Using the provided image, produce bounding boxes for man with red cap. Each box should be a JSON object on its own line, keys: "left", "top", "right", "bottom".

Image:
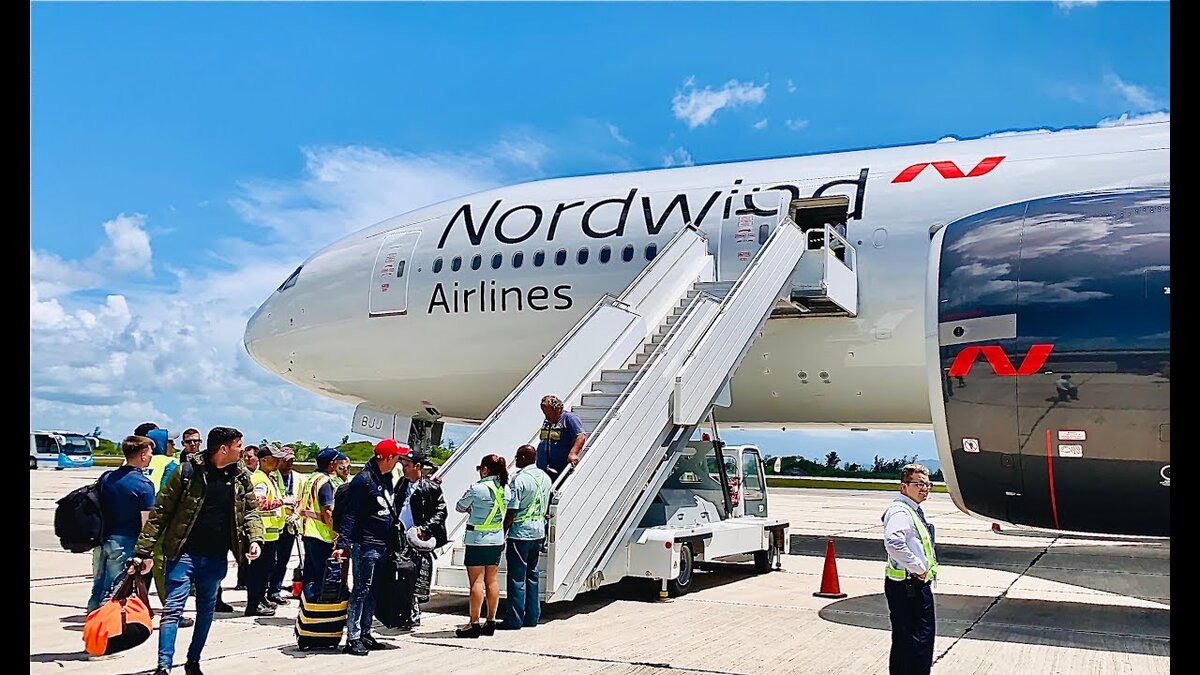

{"left": 334, "top": 439, "right": 404, "bottom": 655}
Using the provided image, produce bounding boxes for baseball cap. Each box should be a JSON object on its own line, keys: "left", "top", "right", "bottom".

{"left": 280, "top": 446, "right": 296, "bottom": 460}
{"left": 374, "top": 438, "right": 408, "bottom": 458}
{"left": 256, "top": 446, "right": 287, "bottom": 460}
{"left": 315, "top": 447, "right": 342, "bottom": 469}
{"left": 399, "top": 447, "right": 433, "bottom": 467}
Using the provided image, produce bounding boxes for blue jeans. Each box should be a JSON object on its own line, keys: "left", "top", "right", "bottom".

{"left": 302, "top": 537, "right": 334, "bottom": 588}
{"left": 158, "top": 553, "right": 226, "bottom": 669}
{"left": 504, "top": 538, "right": 543, "bottom": 628}
{"left": 346, "top": 543, "right": 386, "bottom": 641}
{"left": 87, "top": 534, "right": 138, "bottom": 613}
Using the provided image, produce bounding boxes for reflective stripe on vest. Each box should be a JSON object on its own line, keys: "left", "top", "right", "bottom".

{"left": 513, "top": 469, "right": 549, "bottom": 523}
{"left": 883, "top": 501, "right": 938, "bottom": 581}
{"left": 301, "top": 473, "right": 335, "bottom": 543}
{"left": 474, "top": 479, "right": 506, "bottom": 532}
{"left": 146, "top": 455, "right": 176, "bottom": 495}
{"left": 251, "top": 470, "right": 283, "bottom": 541}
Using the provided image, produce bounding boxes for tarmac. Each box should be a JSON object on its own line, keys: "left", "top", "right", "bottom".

{"left": 30, "top": 467, "right": 1169, "bottom": 674}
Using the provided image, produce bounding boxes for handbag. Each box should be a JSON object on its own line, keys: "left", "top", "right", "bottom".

{"left": 82, "top": 563, "right": 154, "bottom": 656}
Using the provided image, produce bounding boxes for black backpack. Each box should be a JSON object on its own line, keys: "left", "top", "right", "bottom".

{"left": 55, "top": 471, "right": 112, "bottom": 553}
{"left": 331, "top": 480, "right": 352, "bottom": 537}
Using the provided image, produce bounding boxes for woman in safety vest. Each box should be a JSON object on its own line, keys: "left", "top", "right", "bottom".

{"left": 454, "top": 453, "right": 512, "bottom": 638}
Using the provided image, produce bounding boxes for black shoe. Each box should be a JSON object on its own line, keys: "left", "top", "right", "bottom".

{"left": 184, "top": 662, "right": 204, "bottom": 675}
{"left": 481, "top": 620, "right": 497, "bottom": 636}
{"left": 267, "top": 593, "right": 291, "bottom": 606}
{"left": 262, "top": 596, "right": 278, "bottom": 608}
{"left": 342, "top": 640, "right": 369, "bottom": 656}
{"left": 455, "top": 623, "right": 481, "bottom": 638}
{"left": 179, "top": 616, "right": 195, "bottom": 628}
{"left": 360, "top": 634, "right": 396, "bottom": 651}
{"left": 232, "top": 584, "right": 246, "bottom": 591}
{"left": 245, "top": 603, "right": 276, "bottom": 617}
{"left": 214, "top": 601, "right": 235, "bottom": 613}
{"left": 153, "top": 668, "right": 170, "bottom": 675}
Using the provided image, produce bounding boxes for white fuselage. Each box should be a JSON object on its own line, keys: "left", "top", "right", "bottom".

{"left": 244, "top": 123, "right": 1170, "bottom": 427}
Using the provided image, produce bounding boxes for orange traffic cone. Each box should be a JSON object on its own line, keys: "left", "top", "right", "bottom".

{"left": 813, "top": 537, "right": 848, "bottom": 599}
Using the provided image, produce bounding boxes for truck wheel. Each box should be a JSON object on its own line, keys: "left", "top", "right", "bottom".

{"left": 30, "top": 456, "right": 37, "bottom": 470}
{"left": 754, "top": 549, "right": 773, "bottom": 574}
{"left": 668, "top": 543, "right": 695, "bottom": 597}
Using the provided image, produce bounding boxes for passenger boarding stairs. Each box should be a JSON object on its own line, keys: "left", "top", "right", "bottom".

{"left": 432, "top": 203, "right": 858, "bottom": 601}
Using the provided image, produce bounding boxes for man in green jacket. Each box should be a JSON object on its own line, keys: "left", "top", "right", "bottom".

{"left": 132, "top": 426, "right": 264, "bottom": 675}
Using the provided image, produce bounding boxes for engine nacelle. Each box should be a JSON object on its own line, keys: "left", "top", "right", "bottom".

{"left": 926, "top": 187, "right": 1169, "bottom": 537}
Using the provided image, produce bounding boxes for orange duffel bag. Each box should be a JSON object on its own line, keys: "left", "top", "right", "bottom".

{"left": 83, "top": 563, "right": 154, "bottom": 656}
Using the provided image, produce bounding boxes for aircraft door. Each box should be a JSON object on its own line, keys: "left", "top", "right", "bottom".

{"left": 369, "top": 231, "right": 421, "bottom": 317}
{"left": 717, "top": 212, "right": 773, "bottom": 281}
{"left": 740, "top": 448, "right": 768, "bottom": 517}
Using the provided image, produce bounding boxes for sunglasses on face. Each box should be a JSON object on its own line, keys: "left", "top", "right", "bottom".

{"left": 183, "top": 439, "right": 202, "bottom": 445}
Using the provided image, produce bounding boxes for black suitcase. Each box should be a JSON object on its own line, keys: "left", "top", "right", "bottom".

{"left": 295, "top": 556, "right": 349, "bottom": 651}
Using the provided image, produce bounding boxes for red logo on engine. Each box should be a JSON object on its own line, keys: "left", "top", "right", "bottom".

{"left": 892, "top": 156, "right": 1005, "bottom": 184}
{"left": 948, "top": 344, "right": 1054, "bottom": 377}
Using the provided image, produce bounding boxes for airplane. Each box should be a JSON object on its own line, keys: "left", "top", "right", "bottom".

{"left": 244, "top": 121, "right": 1169, "bottom": 537}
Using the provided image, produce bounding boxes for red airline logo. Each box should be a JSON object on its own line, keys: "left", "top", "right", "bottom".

{"left": 892, "top": 156, "right": 1006, "bottom": 184}
{"left": 948, "top": 344, "right": 1054, "bottom": 377}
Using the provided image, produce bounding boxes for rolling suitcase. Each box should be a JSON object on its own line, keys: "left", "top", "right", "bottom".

{"left": 295, "top": 555, "right": 349, "bottom": 650}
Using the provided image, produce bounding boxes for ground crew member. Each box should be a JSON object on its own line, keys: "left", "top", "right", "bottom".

{"left": 299, "top": 448, "right": 342, "bottom": 586}
{"left": 454, "top": 453, "right": 510, "bottom": 638}
{"left": 500, "top": 444, "right": 551, "bottom": 629}
{"left": 882, "top": 463, "right": 939, "bottom": 675}
{"left": 247, "top": 446, "right": 287, "bottom": 616}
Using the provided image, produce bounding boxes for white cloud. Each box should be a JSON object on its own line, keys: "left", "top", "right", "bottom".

{"left": 607, "top": 123, "right": 631, "bottom": 146}
{"left": 96, "top": 212, "right": 153, "bottom": 274}
{"left": 1103, "top": 73, "right": 1161, "bottom": 110}
{"left": 672, "top": 77, "right": 768, "bottom": 129}
{"left": 786, "top": 79, "right": 796, "bottom": 93}
{"left": 753, "top": 119, "right": 768, "bottom": 130}
{"left": 492, "top": 133, "right": 551, "bottom": 173}
{"left": 662, "top": 147, "right": 695, "bottom": 168}
{"left": 32, "top": 145, "right": 508, "bottom": 445}
{"left": 1054, "top": 0, "right": 1098, "bottom": 11}
{"left": 1098, "top": 111, "right": 1171, "bottom": 127}
{"left": 784, "top": 119, "right": 809, "bottom": 131}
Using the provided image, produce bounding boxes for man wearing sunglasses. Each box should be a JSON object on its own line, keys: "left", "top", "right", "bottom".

{"left": 180, "top": 428, "right": 203, "bottom": 459}
{"left": 882, "top": 463, "right": 939, "bottom": 675}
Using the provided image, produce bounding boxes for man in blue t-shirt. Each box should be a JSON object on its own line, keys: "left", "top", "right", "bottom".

{"left": 87, "top": 435, "right": 157, "bottom": 612}
{"left": 535, "top": 394, "right": 588, "bottom": 482}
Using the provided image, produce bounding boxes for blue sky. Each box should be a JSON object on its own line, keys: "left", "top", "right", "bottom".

{"left": 30, "top": 1, "right": 1169, "bottom": 466}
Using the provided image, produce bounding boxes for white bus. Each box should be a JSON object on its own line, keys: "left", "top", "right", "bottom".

{"left": 30, "top": 430, "right": 95, "bottom": 470}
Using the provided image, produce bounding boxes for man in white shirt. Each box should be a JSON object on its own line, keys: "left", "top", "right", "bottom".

{"left": 881, "top": 464, "right": 938, "bottom": 675}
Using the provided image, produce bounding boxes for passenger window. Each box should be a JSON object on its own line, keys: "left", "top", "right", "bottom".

{"left": 513, "top": 251, "right": 524, "bottom": 268}
{"left": 599, "top": 246, "right": 611, "bottom": 263}
{"left": 534, "top": 250, "right": 546, "bottom": 267}
{"left": 646, "top": 243, "right": 658, "bottom": 260}
{"left": 492, "top": 253, "right": 503, "bottom": 269}
{"left": 577, "top": 247, "right": 589, "bottom": 265}
{"left": 555, "top": 249, "right": 568, "bottom": 266}
{"left": 451, "top": 256, "right": 462, "bottom": 272}
{"left": 432, "top": 257, "right": 443, "bottom": 274}
{"left": 471, "top": 254, "right": 482, "bottom": 271}
{"left": 622, "top": 244, "right": 635, "bottom": 262}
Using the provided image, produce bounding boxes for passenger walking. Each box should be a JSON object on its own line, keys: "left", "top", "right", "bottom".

{"left": 455, "top": 453, "right": 511, "bottom": 638}
{"left": 882, "top": 464, "right": 939, "bottom": 675}
{"left": 269, "top": 447, "right": 300, "bottom": 604}
{"left": 500, "top": 444, "right": 551, "bottom": 629}
{"left": 246, "top": 446, "right": 287, "bottom": 616}
{"left": 86, "top": 435, "right": 156, "bottom": 613}
{"left": 131, "top": 426, "right": 264, "bottom": 675}
{"left": 536, "top": 394, "right": 588, "bottom": 483}
{"left": 335, "top": 439, "right": 405, "bottom": 655}
{"left": 394, "top": 446, "right": 448, "bottom": 629}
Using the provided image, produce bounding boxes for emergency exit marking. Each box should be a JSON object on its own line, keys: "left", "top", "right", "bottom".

{"left": 962, "top": 438, "right": 980, "bottom": 453}
{"left": 1058, "top": 430, "right": 1087, "bottom": 441}
{"left": 1058, "top": 445, "right": 1083, "bottom": 458}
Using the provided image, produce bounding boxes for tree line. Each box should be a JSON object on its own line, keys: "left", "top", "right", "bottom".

{"left": 763, "top": 452, "right": 944, "bottom": 481}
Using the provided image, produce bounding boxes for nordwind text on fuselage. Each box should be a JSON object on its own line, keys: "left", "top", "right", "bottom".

{"left": 434, "top": 170, "right": 871, "bottom": 249}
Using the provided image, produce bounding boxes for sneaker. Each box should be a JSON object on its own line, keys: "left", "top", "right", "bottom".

{"left": 262, "top": 596, "right": 278, "bottom": 608}
{"left": 153, "top": 669, "right": 170, "bottom": 675}
{"left": 245, "top": 603, "right": 276, "bottom": 617}
{"left": 481, "top": 620, "right": 497, "bottom": 636}
{"left": 214, "top": 601, "right": 235, "bottom": 613}
{"left": 183, "top": 662, "right": 204, "bottom": 675}
{"left": 455, "top": 623, "right": 481, "bottom": 639}
{"left": 232, "top": 584, "right": 247, "bottom": 591}
{"left": 342, "top": 640, "right": 369, "bottom": 656}
{"left": 179, "top": 616, "right": 195, "bottom": 628}
{"left": 267, "top": 593, "right": 291, "bottom": 606}
{"left": 360, "top": 634, "right": 396, "bottom": 651}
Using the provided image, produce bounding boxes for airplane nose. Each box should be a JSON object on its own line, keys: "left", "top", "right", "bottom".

{"left": 244, "top": 296, "right": 289, "bottom": 375}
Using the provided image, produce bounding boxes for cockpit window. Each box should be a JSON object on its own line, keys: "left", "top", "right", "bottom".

{"left": 277, "top": 266, "right": 302, "bottom": 292}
